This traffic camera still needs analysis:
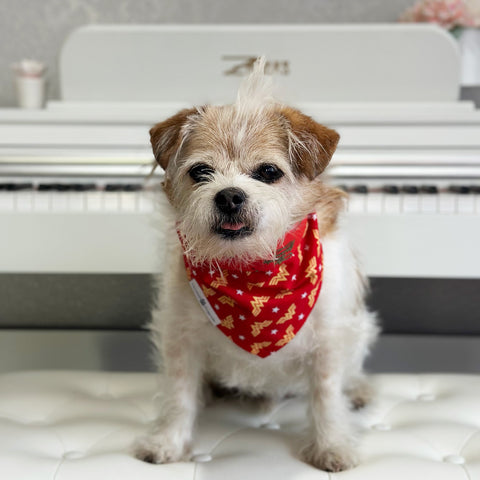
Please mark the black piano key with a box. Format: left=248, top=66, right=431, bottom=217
left=335, top=184, right=348, bottom=192
left=70, top=183, right=96, bottom=191
left=55, top=184, right=72, bottom=191
left=123, top=183, right=143, bottom=192
left=0, top=182, right=33, bottom=191
left=37, top=183, right=71, bottom=191
left=105, top=183, right=124, bottom=192
left=470, top=185, right=480, bottom=194
left=351, top=185, right=368, bottom=194
left=449, top=185, right=471, bottom=194
left=420, top=185, right=438, bottom=194
left=401, top=185, right=419, bottom=194
left=382, top=185, right=400, bottom=194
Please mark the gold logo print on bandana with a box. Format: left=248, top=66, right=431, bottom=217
left=313, top=229, right=321, bottom=255
left=308, top=283, right=320, bottom=308
left=251, top=320, right=273, bottom=337
left=218, top=295, right=236, bottom=307
left=297, top=244, right=303, bottom=264
left=275, top=325, right=296, bottom=347
left=202, top=285, right=215, bottom=297
left=305, top=257, right=319, bottom=285
left=250, top=341, right=272, bottom=355
left=274, top=289, right=293, bottom=299
left=250, top=296, right=269, bottom=316
left=211, top=271, right=229, bottom=288
left=277, top=303, right=296, bottom=324
left=247, top=281, right=265, bottom=291
left=268, top=264, right=290, bottom=286
left=220, top=315, right=235, bottom=329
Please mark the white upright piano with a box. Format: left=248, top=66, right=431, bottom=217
left=0, top=24, right=479, bottom=371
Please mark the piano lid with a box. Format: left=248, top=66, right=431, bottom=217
left=59, top=24, right=461, bottom=104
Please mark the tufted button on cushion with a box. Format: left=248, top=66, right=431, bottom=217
left=443, top=454, right=466, bottom=465
left=191, top=453, right=213, bottom=463
left=371, top=423, right=391, bottom=431
left=0, top=371, right=479, bottom=479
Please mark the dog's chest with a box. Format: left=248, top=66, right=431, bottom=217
left=201, top=315, right=317, bottom=396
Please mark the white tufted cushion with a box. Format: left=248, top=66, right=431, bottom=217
left=0, top=371, right=479, bottom=480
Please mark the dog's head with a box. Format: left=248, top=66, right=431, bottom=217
left=150, top=60, right=344, bottom=265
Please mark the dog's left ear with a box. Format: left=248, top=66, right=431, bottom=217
left=149, top=108, right=198, bottom=170
left=279, top=107, right=340, bottom=180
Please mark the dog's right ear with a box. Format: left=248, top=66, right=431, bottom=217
left=149, top=108, right=199, bottom=170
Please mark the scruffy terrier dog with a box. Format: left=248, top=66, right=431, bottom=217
left=133, top=59, right=378, bottom=472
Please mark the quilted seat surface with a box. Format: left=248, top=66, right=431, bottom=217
left=0, top=371, right=479, bottom=480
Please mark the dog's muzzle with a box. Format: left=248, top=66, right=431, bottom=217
left=213, top=187, right=253, bottom=239
left=214, top=187, right=246, bottom=215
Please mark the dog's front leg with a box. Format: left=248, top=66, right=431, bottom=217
left=301, top=349, right=358, bottom=472
left=133, top=327, right=203, bottom=464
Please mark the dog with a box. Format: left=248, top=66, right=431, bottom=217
left=133, top=58, right=379, bottom=472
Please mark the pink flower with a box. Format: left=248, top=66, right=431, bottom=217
left=400, top=0, right=475, bottom=30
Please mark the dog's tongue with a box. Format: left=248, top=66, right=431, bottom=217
left=221, top=222, right=244, bottom=231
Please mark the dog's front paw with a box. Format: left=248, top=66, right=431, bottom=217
left=132, top=433, right=191, bottom=464
left=300, top=441, right=358, bottom=472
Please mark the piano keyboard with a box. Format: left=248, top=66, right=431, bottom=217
left=340, top=182, right=480, bottom=215
left=0, top=181, right=156, bottom=213
left=1, top=179, right=479, bottom=216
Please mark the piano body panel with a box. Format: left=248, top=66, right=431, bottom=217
left=344, top=213, right=480, bottom=279
left=0, top=212, right=159, bottom=274
left=1, top=206, right=479, bottom=279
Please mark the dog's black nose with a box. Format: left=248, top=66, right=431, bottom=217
left=214, top=187, right=246, bottom=214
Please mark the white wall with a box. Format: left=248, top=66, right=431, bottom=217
left=0, top=0, right=415, bottom=106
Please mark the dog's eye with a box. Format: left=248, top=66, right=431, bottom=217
left=189, top=163, right=215, bottom=183
left=252, top=164, right=284, bottom=184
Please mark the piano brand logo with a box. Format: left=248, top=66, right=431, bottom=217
left=222, top=56, right=290, bottom=76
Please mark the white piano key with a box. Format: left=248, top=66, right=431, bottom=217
left=438, top=193, right=456, bottom=214
left=14, top=192, right=33, bottom=211
left=420, top=195, right=438, bottom=214
left=366, top=192, right=383, bottom=213
left=103, top=192, right=120, bottom=211
left=120, top=192, right=137, bottom=212
left=138, top=192, right=155, bottom=213
left=347, top=194, right=366, bottom=213
left=0, top=193, right=15, bottom=211
left=402, top=195, right=420, bottom=213
left=51, top=192, right=69, bottom=211
left=68, top=193, right=86, bottom=212
left=34, top=192, right=51, bottom=211
left=457, top=194, right=475, bottom=214
left=383, top=195, right=401, bottom=214
left=86, top=191, right=103, bottom=211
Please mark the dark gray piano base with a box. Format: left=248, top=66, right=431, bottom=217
left=0, top=330, right=478, bottom=374
left=0, top=274, right=479, bottom=336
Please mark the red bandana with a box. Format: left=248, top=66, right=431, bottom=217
left=180, top=214, right=323, bottom=358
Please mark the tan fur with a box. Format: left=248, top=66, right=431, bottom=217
left=150, top=107, right=198, bottom=170
left=279, top=106, right=340, bottom=179
left=134, top=58, right=378, bottom=473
